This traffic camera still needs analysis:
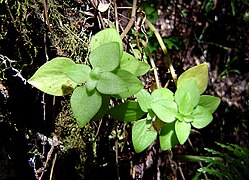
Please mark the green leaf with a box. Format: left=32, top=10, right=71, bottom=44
left=198, top=95, right=221, bottom=113
left=183, top=115, right=194, bottom=123
left=205, top=0, right=214, bottom=15
left=132, top=119, right=157, bottom=153
left=90, top=28, right=123, bottom=56
left=97, top=71, right=127, bottom=94
left=140, top=3, right=158, bottom=24
left=64, top=64, right=91, bottom=84
left=119, top=52, right=150, bottom=76
left=136, top=89, right=153, bottom=112
left=164, top=39, right=177, bottom=49
left=133, top=49, right=147, bottom=62
left=175, top=120, right=191, bottom=145
left=177, top=63, right=208, bottom=94
left=86, top=78, right=98, bottom=92
left=107, top=101, right=146, bottom=122
left=150, top=99, right=178, bottom=123
left=147, top=109, right=156, bottom=120
left=28, top=57, right=79, bottom=96
left=191, top=106, right=213, bottom=129
left=86, top=67, right=101, bottom=92
left=112, top=69, right=143, bottom=98
left=151, top=88, right=174, bottom=101
left=177, top=92, right=195, bottom=115
left=89, top=42, right=120, bottom=72
left=89, top=67, right=101, bottom=80
left=70, top=86, right=102, bottom=128
left=175, top=79, right=200, bottom=115
left=159, top=122, right=179, bottom=150
left=92, top=94, right=110, bottom=121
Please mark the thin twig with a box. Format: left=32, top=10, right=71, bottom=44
left=114, top=0, right=119, bottom=32
left=144, top=19, right=178, bottom=85
left=141, top=40, right=161, bottom=88
left=95, top=119, right=102, bottom=138
left=49, top=153, right=57, bottom=180
left=0, top=54, right=27, bottom=84
left=97, top=11, right=106, bottom=29
left=178, top=162, right=186, bottom=180
left=43, top=0, right=57, bottom=46
left=115, top=123, right=120, bottom=180
left=121, top=0, right=137, bottom=39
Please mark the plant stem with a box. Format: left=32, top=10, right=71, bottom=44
left=114, top=0, right=119, bottom=32
left=144, top=19, right=178, bottom=85
left=121, top=0, right=137, bottom=39
left=175, top=155, right=223, bottom=162
left=43, top=0, right=56, bottom=45
left=141, top=40, right=161, bottom=88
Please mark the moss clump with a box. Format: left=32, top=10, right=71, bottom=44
left=55, top=100, right=96, bottom=179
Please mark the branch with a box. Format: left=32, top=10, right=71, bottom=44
left=121, top=0, right=137, bottom=39
left=144, top=19, right=178, bottom=85
left=43, top=0, right=56, bottom=44
left=141, top=40, right=161, bottom=89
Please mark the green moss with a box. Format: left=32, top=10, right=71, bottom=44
left=55, top=100, right=96, bottom=179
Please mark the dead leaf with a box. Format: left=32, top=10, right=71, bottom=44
left=98, top=2, right=110, bottom=12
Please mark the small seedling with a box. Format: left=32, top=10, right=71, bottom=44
left=108, top=63, right=220, bottom=152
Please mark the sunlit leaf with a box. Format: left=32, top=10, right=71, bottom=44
left=191, top=106, right=213, bottom=129
left=64, top=64, right=91, bottom=84
left=177, top=63, right=208, bottom=94
left=136, top=89, right=153, bottom=112
left=150, top=99, right=178, bottom=123
left=89, top=42, right=120, bottom=72
left=175, top=79, right=200, bottom=115
left=86, top=78, right=98, bottom=92
left=70, top=86, right=102, bottom=128
left=28, top=57, right=80, bottom=96
left=159, top=122, right=179, bottom=150
left=92, top=94, right=110, bottom=121
left=89, top=67, right=101, bottom=80
left=175, top=120, right=191, bottom=145
left=133, top=49, right=147, bottom=62
left=198, top=95, right=221, bottom=113
left=90, top=28, right=123, bottom=56
left=119, top=52, right=150, bottom=76
left=97, top=71, right=126, bottom=94
left=132, top=119, right=157, bottom=153
left=112, top=69, right=143, bottom=98
left=151, top=88, right=174, bottom=101
left=183, top=115, right=194, bottom=123
left=107, top=101, right=146, bottom=122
